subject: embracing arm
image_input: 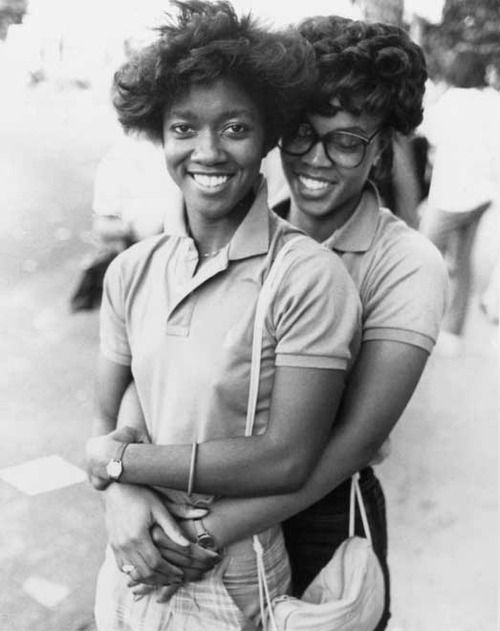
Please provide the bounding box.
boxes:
[88,365,345,496]
[92,355,132,436]
[198,340,428,546]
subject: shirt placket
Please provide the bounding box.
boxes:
[165,240,228,336]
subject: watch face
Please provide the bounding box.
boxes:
[198,533,217,550]
[106,459,123,480]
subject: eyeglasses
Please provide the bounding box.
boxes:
[279,122,383,169]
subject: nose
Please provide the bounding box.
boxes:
[302,139,332,168]
[191,130,224,164]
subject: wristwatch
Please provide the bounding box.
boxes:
[105,442,130,482]
[193,518,218,551]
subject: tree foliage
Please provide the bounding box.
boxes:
[423,0,500,75]
[0,0,28,40]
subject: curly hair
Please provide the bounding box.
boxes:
[298,16,428,135]
[112,0,316,149]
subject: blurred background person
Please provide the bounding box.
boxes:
[419,49,499,355]
[478,53,500,325]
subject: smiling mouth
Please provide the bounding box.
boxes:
[297,174,332,192]
[191,173,233,189]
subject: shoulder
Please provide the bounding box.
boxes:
[272,216,355,288]
[371,208,446,278]
[105,234,172,283]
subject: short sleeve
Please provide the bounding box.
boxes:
[99,256,131,365]
[272,244,361,370]
[362,233,448,352]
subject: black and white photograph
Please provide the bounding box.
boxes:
[0,1,497,630]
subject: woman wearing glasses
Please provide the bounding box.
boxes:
[89,16,447,631]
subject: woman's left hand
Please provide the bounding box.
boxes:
[86,425,146,490]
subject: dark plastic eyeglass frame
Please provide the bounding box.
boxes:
[279,125,383,169]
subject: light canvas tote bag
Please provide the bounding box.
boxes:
[247,236,385,631]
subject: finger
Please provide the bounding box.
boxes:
[131,583,156,597]
[116,534,185,584]
[165,502,209,520]
[181,568,205,582]
[158,546,220,571]
[152,509,190,547]
[135,548,185,584]
[90,475,109,491]
[151,524,192,554]
[156,584,181,604]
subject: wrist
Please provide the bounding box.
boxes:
[105,441,131,482]
[191,517,219,552]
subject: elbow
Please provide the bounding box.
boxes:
[267,450,313,494]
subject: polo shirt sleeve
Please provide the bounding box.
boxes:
[361,232,448,352]
[272,244,361,371]
[99,254,132,365]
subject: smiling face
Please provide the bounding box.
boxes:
[281,107,384,237]
[162,78,266,234]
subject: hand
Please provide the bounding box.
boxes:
[151,523,221,584]
[85,426,148,490]
[104,484,209,587]
[85,434,119,490]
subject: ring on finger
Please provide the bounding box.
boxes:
[121,564,136,575]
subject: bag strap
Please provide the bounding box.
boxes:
[246,235,306,631]
[349,472,373,544]
[245,235,306,438]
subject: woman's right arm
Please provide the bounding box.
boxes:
[192,339,429,547]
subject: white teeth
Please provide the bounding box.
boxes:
[192,174,230,188]
[298,175,329,191]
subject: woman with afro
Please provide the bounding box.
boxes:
[91,14,449,631]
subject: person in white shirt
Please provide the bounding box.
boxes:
[420,50,499,352]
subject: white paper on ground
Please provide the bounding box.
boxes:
[22,575,70,608]
[0,455,87,495]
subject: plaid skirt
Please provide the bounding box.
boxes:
[94,525,291,631]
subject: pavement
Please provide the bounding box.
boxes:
[0,83,497,631]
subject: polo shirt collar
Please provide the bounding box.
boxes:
[162,176,270,260]
[323,184,380,253]
[227,178,270,261]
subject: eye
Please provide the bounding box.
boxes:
[331,132,364,151]
[223,123,250,138]
[170,123,195,137]
[295,122,315,138]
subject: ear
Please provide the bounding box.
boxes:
[370,131,394,181]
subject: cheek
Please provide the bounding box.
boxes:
[280,154,297,180]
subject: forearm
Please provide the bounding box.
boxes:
[119,434,303,496]
[203,341,429,546]
[203,419,375,547]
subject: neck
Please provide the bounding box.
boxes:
[187,189,255,256]
[288,193,362,244]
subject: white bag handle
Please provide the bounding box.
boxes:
[245,235,305,437]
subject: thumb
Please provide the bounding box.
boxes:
[152,505,190,547]
[166,502,209,520]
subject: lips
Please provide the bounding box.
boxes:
[294,172,336,197]
[190,172,233,190]
[297,174,330,191]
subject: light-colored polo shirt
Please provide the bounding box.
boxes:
[100,181,361,448]
[273,186,448,353]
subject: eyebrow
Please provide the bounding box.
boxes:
[167,108,256,120]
